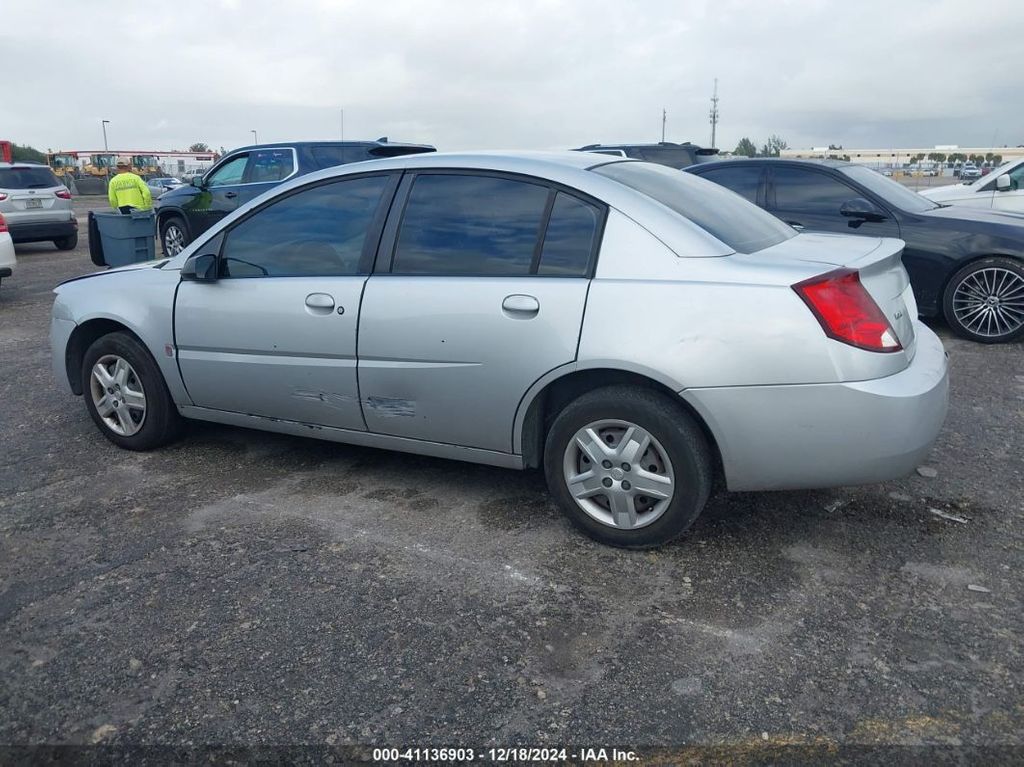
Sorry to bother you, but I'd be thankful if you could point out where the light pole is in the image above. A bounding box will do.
[340,109,345,142]
[101,120,111,186]
[251,129,258,144]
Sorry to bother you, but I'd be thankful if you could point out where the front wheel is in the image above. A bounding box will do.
[943,257,1024,343]
[81,331,182,450]
[159,216,189,257]
[543,386,713,549]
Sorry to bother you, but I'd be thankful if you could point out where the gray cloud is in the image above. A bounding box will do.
[2,0,1020,155]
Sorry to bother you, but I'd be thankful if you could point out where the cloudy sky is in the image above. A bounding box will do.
[3,0,1021,155]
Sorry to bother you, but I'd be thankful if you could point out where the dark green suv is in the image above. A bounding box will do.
[155,139,434,256]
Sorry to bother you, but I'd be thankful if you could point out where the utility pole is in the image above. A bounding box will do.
[101,120,110,187]
[101,120,110,152]
[341,109,345,142]
[661,108,666,142]
[709,78,719,149]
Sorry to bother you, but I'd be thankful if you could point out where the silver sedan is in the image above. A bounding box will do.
[50,152,948,548]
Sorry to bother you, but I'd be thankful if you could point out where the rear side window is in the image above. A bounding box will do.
[392,175,550,275]
[311,146,366,169]
[594,161,794,253]
[537,193,600,276]
[247,149,294,184]
[220,175,389,277]
[697,165,762,204]
[0,167,60,189]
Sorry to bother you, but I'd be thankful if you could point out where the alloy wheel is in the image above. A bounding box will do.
[89,354,147,436]
[164,224,185,256]
[562,419,675,530]
[951,267,1024,339]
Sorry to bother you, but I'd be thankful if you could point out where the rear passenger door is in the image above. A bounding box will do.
[357,172,604,453]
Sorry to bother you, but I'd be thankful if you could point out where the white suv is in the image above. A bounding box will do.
[0,163,78,250]
[922,158,1024,214]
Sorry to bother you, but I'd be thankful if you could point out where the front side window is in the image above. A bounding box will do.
[392,174,550,275]
[207,155,248,187]
[698,165,763,204]
[772,167,858,214]
[220,175,389,278]
[247,149,294,184]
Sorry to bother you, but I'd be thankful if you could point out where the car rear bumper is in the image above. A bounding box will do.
[684,322,949,491]
[9,219,77,243]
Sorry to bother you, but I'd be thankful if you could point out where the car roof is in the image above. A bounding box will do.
[576,141,705,150]
[228,139,436,153]
[689,157,851,171]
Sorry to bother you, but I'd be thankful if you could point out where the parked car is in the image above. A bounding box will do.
[921,157,1024,214]
[155,138,435,256]
[51,152,948,548]
[146,177,184,197]
[0,212,16,288]
[572,141,719,169]
[960,163,981,182]
[0,162,77,250]
[686,158,1024,343]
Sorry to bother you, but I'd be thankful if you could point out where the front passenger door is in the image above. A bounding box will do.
[768,166,900,239]
[186,152,249,235]
[175,173,397,430]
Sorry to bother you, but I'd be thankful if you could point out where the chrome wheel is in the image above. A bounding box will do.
[163,223,186,256]
[951,267,1024,339]
[89,355,147,436]
[562,419,675,530]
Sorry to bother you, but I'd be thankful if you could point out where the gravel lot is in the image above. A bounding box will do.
[1,198,1022,756]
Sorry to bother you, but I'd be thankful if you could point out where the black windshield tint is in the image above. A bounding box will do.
[594,162,794,253]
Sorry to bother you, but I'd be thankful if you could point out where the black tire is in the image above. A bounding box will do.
[81,331,182,450]
[942,256,1024,344]
[159,215,189,257]
[54,233,78,251]
[543,385,713,549]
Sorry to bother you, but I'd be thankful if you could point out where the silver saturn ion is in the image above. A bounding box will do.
[50,152,949,548]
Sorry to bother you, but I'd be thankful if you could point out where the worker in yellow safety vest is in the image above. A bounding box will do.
[107,157,152,213]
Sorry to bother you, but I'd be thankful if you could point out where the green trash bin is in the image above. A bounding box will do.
[92,210,156,267]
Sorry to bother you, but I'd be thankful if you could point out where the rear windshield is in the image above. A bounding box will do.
[593,161,795,253]
[0,167,60,189]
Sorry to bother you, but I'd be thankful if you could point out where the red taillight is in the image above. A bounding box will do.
[793,268,902,353]
[0,193,7,201]
[55,188,72,199]
[0,212,7,233]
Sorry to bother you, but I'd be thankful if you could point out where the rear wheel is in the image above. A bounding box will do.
[543,386,712,549]
[943,257,1024,343]
[81,331,182,450]
[54,233,78,250]
[160,216,189,257]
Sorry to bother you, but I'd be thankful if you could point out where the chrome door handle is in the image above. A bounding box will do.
[502,294,540,316]
[305,293,335,313]
[787,221,804,231]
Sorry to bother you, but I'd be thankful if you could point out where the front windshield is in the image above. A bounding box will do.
[840,165,939,213]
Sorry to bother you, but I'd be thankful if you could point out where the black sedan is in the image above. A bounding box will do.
[686,158,1024,343]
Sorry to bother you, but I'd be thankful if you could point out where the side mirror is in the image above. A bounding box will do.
[840,198,887,222]
[191,175,205,188]
[180,253,218,282]
[996,175,1012,192]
